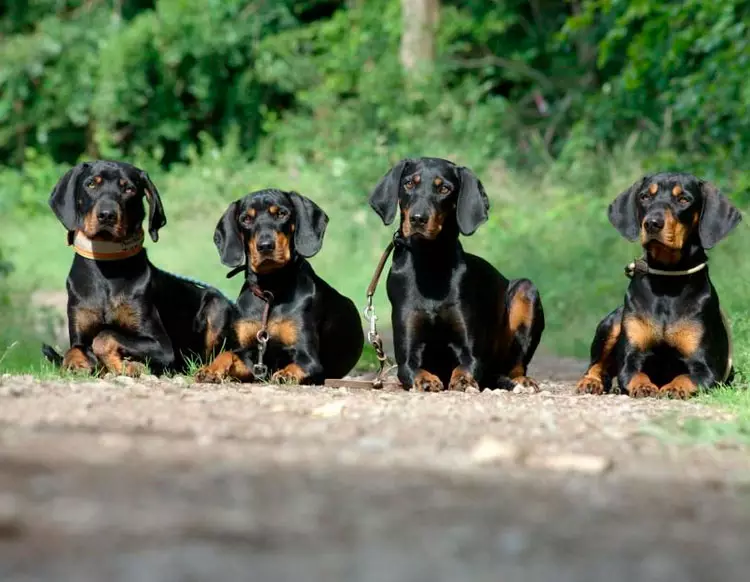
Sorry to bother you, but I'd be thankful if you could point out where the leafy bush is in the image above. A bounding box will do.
[2,0,749,189]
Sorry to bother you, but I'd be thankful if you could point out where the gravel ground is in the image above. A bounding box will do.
[0,354,749,581]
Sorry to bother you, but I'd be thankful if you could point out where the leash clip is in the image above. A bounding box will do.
[253,329,269,381]
[363,294,378,344]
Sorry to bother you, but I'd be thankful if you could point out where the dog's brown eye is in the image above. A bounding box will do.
[87,181,97,189]
[404,180,415,191]
[277,208,289,219]
[678,196,690,205]
[124,186,135,194]
[241,215,253,226]
[639,192,651,202]
[438,185,450,195]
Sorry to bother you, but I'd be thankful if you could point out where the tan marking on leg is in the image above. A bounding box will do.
[576,364,606,395]
[91,333,144,377]
[660,374,698,399]
[448,367,479,392]
[195,351,253,384]
[626,372,659,398]
[272,363,306,384]
[665,319,703,357]
[412,369,443,392]
[509,364,539,392]
[576,321,621,395]
[62,347,93,373]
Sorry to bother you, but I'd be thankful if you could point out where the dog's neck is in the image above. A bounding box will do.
[395,219,462,260]
[642,238,708,272]
[242,257,305,299]
[71,229,145,261]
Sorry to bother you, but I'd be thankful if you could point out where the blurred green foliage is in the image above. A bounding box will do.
[1,0,749,193]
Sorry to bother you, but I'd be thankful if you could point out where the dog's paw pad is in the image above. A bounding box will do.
[511,376,540,394]
[576,376,605,395]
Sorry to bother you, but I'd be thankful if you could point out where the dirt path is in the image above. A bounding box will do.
[0,359,749,581]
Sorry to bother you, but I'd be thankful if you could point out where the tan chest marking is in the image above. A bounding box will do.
[108,297,141,331]
[73,306,102,336]
[624,315,703,356]
[235,318,299,348]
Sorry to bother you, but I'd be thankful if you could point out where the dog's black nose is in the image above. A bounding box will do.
[409,213,429,227]
[97,209,116,224]
[644,215,665,233]
[256,236,276,253]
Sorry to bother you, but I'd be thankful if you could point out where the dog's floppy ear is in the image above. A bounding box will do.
[288,191,329,258]
[48,163,89,232]
[698,181,742,249]
[608,176,649,241]
[213,200,245,268]
[369,159,409,225]
[456,167,490,235]
[138,170,166,242]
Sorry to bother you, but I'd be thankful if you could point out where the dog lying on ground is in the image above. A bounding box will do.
[195,189,363,384]
[42,160,235,376]
[368,157,545,392]
[576,172,741,398]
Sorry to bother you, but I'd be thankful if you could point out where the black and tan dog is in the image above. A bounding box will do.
[42,160,234,376]
[577,172,741,399]
[369,157,545,392]
[195,189,363,384]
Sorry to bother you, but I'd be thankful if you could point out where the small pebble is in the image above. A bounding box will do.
[312,401,346,418]
[470,436,522,464]
[527,453,612,475]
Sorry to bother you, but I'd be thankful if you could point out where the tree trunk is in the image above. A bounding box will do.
[399,0,439,75]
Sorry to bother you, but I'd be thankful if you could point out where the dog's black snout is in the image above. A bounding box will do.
[644,215,665,234]
[97,203,118,225]
[256,235,276,253]
[409,212,429,227]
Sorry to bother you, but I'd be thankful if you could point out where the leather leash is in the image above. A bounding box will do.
[624,256,733,383]
[325,235,402,390]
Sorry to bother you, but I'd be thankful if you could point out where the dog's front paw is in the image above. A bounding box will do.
[272,364,307,385]
[412,370,444,392]
[62,347,95,374]
[511,376,540,393]
[627,373,660,398]
[194,366,224,384]
[660,375,698,400]
[576,374,605,395]
[448,368,479,392]
[120,360,146,377]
